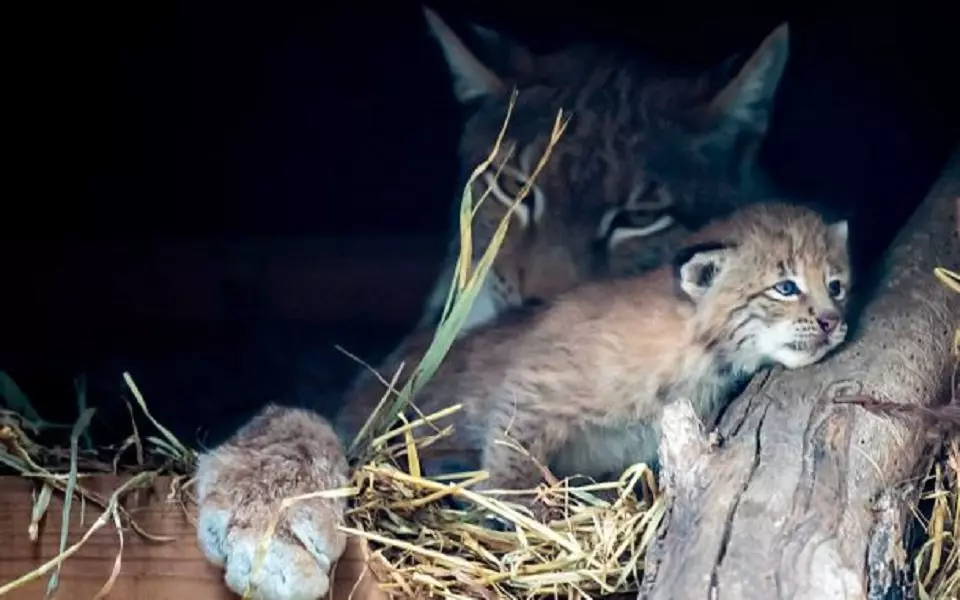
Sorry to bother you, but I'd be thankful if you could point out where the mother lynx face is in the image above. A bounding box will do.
[677,203,853,371]
[421,7,791,328]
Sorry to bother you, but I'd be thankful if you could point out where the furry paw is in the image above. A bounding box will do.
[195,405,351,600]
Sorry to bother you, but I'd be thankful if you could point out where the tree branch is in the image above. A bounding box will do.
[641,147,960,600]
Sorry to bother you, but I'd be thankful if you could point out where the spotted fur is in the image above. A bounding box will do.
[419,7,793,335]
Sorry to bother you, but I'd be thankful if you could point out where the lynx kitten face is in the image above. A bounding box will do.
[681,202,852,373]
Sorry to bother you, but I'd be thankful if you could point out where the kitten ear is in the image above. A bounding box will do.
[673,241,735,302]
[422,6,506,103]
[827,219,849,248]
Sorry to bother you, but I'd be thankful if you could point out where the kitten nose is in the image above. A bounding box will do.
[816,311,841,334]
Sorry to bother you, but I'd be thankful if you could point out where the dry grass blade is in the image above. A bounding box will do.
[123,372,196,470]
[29,482,54,541]
[45,407,96,597]
[92,506,126,600]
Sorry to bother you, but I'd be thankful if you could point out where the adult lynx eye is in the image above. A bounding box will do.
[772,280,800,297]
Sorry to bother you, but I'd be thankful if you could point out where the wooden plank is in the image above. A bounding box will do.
[0,476,383,600]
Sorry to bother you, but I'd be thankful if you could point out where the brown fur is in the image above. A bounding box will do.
[195,405,349,599]
[418,8,793,334]
[339,202,853,516]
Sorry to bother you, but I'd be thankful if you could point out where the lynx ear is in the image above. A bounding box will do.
[422,6,506,103]
[708,23,790,139]
[689,22,789,176]
[673,241,735,302]
[467,23,536,78]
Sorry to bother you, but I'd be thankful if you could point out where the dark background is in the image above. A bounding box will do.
[3,1,958,450]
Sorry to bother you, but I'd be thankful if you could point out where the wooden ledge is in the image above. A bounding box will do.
[0,475,382,600]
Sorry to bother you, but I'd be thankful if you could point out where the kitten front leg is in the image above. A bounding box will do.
[195,404,349,600]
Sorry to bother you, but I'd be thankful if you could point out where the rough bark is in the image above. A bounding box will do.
[640,147,960,600]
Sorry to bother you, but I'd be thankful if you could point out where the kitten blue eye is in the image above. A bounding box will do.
[773,280,800,297]
[828,280,844,298]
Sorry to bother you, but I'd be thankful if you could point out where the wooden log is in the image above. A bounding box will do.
[0,475,383,600]
[640,147,960,599]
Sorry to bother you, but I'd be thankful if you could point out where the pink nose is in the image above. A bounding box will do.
[816,312,841,334]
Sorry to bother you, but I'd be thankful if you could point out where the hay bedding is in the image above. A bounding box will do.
[1,104,957,599]
[338,405,664,599]
[2,377,955,600]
